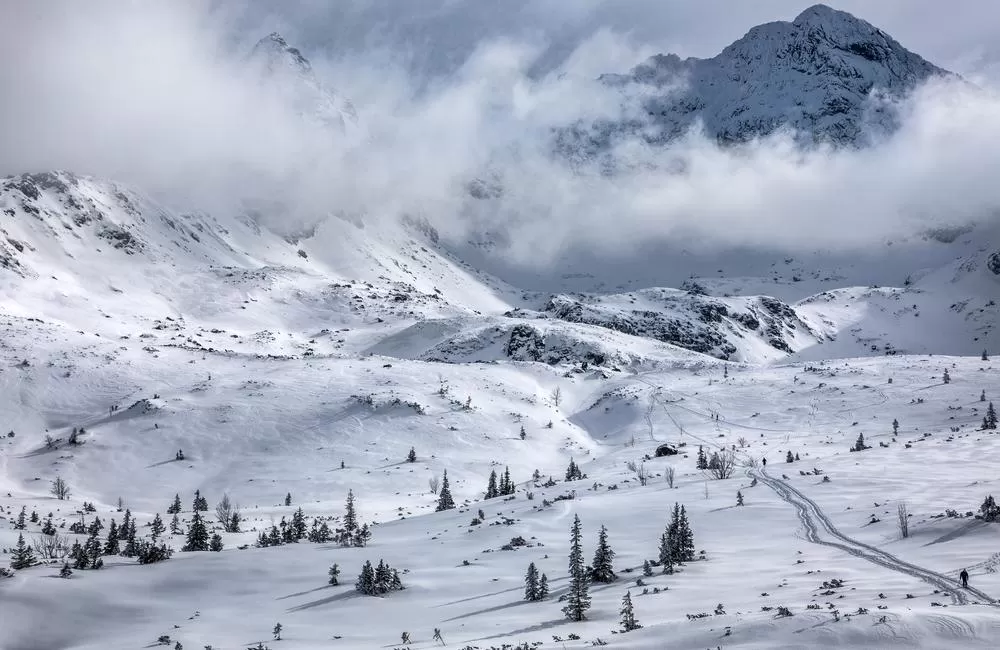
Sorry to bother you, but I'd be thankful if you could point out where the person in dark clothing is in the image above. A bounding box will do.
[762,457,767,467]
[960,569,969,588]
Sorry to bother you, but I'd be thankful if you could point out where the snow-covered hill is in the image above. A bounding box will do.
[570,3,952,150]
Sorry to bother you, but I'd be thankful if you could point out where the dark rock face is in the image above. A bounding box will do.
[988,251,1000,276]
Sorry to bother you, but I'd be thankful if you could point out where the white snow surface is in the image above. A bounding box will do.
[3,8,1000,650]
[2,167,1000,650]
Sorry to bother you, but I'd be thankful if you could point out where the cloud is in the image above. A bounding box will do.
[2,1,1000,271]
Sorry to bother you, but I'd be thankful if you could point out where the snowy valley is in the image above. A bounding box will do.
[3,4,1000,650]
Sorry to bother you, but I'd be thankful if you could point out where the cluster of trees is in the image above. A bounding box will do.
[785,451,800,463]
[564,459,585,482]
[980,495,1000,521]
[851,433,870,452]
[523,562,549,601]
[696,447,738,479]
[658,503,695,572]
[355,560,404,596]
[484,466,515,499]
[257,492,371,548]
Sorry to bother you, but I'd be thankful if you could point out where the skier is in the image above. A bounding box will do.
[400,631,411,645]
[432,628,445,645]
[960,568,969,588]
[762,457,767,468]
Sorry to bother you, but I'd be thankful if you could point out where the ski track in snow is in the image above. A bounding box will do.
[753,467,996,607]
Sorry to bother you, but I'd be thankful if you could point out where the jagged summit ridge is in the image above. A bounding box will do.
[590,4,951,148]
[249,31,357,131]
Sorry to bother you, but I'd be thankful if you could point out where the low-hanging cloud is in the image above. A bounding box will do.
[2,0,1000,268]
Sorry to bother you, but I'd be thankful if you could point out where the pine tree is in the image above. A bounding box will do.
[538,572,549,598]
[170,513,181,535]
[982,390,987,402]
[678,505,695,562]
[589,525,616,583]
[501,466,513,495]
[291,508,307,540]
[29,510,38,524]
[229,511,242,533]
[356,560,375,595]
[121,521,139,558]
[943,368,951,383]
[562,514,591,621]
[87,516,104,537]
[120,509,132,540]
[984,350,990,362]
[150,513,165,540]
[737,490,744,506]
[658,530,674,574]
[343,490,358,534]
[14,506,26,530]
[272,623,282,641]
[519,425,526,440]
[696,445,708,470]
[436,470,455,511]
[794,452,800,461]
[853,433,867,451]
[524,562,540,601]
[785,450,794,463]
[565,458,583,481]
[620,591,641,632]
[84,530,103,569]
[104,520,121,555]
[192,490,208,512]
[209,533,224,552]
[986,402,998,430]
[183,512,209,551]
[407,447,417,463]
[41,516,56,536]
[328,563,340,585]
[70,540,86,570]
[485,469,498,499]
[10,533,36,569]
[285,492,292,506]
[643,559,653,576]
[167,494,182,515]
[892,418,900,435]
[59,562,73,578]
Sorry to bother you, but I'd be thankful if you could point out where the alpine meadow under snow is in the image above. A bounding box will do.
[4,2,1000,649]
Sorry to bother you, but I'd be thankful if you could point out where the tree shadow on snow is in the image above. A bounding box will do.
[923,519,989,547]
[277,584,336,601]
[464,618,573,644]
[286,589,361,612]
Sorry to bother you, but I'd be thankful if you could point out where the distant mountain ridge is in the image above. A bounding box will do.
[567,4,953,151]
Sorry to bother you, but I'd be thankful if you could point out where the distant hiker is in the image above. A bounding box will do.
[401,631,411,644]
[176,449,185,461]
[433,628,445,645]
[960,568,969,588]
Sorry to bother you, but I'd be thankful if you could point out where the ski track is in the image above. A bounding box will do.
[753,467,996,607]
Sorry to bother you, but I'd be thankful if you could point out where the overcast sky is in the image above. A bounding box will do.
[4,0,1000,263]
[233,0,1000,82]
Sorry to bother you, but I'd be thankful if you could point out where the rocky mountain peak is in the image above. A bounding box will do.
[577,5,953,151]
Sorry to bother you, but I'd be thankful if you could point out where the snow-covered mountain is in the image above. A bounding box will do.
[574,4,952,149]
[250,32,358,132]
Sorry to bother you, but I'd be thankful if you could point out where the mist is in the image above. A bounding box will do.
[2,0,1000,267]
